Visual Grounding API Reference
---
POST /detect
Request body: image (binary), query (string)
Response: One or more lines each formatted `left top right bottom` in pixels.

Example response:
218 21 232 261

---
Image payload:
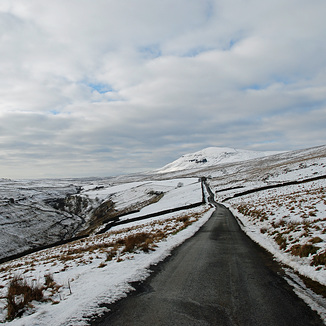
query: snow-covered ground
0 177 212 325
0 177 202 261
157 146 282 173
81 178 202 221
205 151 326 287
0 179 85 260
60 177 203 236
225 178 326 284
1 144 326 324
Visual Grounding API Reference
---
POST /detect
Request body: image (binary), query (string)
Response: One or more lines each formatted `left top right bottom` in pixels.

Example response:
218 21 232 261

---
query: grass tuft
274 233 287 250
290 244 319 257
123 232 152 253
311 251 326 266
6 276 43 321
310 236 323 244
44 274 55 288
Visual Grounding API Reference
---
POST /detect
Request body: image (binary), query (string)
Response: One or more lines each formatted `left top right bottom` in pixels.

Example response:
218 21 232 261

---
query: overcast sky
1 0 326 179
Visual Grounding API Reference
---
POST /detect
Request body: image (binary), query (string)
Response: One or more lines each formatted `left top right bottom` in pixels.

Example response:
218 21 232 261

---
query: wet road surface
91 202 323 326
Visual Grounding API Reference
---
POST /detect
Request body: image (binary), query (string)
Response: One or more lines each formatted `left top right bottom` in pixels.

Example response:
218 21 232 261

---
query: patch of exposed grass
311 251 326 266
97 262 107 268
123 232 152 253
6 276 44 321
290 244 320 257
274 233 287 250
260 227 268 234
310 236 323 244
0 206 211 322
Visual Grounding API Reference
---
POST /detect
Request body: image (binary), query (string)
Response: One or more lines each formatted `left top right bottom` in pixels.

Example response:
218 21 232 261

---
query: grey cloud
0 0 325 178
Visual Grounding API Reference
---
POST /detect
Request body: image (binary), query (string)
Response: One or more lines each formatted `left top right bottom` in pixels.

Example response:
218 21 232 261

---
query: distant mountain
157 147 283 173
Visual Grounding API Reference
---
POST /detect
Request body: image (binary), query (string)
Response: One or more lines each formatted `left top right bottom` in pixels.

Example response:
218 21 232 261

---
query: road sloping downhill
91 190 323 326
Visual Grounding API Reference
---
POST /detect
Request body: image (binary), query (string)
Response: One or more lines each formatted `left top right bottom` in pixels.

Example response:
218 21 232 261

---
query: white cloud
0 0 325 178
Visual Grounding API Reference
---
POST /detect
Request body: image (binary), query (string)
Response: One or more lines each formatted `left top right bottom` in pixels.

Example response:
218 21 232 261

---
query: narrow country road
91 197 323 325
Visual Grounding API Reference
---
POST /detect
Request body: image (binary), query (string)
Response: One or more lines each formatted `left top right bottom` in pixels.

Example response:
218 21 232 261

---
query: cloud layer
1 0 326 178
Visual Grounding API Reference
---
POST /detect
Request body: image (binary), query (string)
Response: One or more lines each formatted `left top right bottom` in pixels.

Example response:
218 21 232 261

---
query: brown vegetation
290 244 319 257
311 251 326 266
0 206 211 322
234 185 326 266
6 276 44 321
274 233 287 250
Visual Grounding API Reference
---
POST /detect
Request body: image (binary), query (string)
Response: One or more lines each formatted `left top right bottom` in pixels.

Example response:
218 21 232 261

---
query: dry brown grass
105 249 117 262
6 276 44 321
122 232 152 253
237 204 268 222
310 237 323 244
274 233 287 250
0 206 211 321
311 251 326 266
97 262 107 268
290 244 320 257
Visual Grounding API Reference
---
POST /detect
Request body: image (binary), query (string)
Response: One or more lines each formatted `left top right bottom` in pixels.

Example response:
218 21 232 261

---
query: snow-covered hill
157 147 283 173
0 178 212 325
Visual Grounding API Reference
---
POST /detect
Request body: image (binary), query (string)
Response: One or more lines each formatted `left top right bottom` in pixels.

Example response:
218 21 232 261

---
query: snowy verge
226 204 326 324
283 268 326 323
226 204 326 286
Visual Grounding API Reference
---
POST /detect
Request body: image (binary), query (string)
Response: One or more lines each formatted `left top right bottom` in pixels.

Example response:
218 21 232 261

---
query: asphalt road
91 202 323 326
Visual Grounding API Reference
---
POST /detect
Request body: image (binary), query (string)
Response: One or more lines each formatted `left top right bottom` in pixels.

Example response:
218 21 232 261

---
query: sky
1 0 326 179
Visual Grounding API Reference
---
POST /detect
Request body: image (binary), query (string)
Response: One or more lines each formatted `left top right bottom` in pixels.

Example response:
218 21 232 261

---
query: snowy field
225 179 326 285
0 177 202 260
80 178 203 222
0 177 211 325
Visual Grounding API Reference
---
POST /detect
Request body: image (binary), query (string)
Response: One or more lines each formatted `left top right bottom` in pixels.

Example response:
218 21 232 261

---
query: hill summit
158 147 283 173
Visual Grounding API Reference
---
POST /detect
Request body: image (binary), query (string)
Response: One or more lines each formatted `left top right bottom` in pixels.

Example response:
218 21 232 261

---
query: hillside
157 146 282 173
0 177 203 262
0 178 212 324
